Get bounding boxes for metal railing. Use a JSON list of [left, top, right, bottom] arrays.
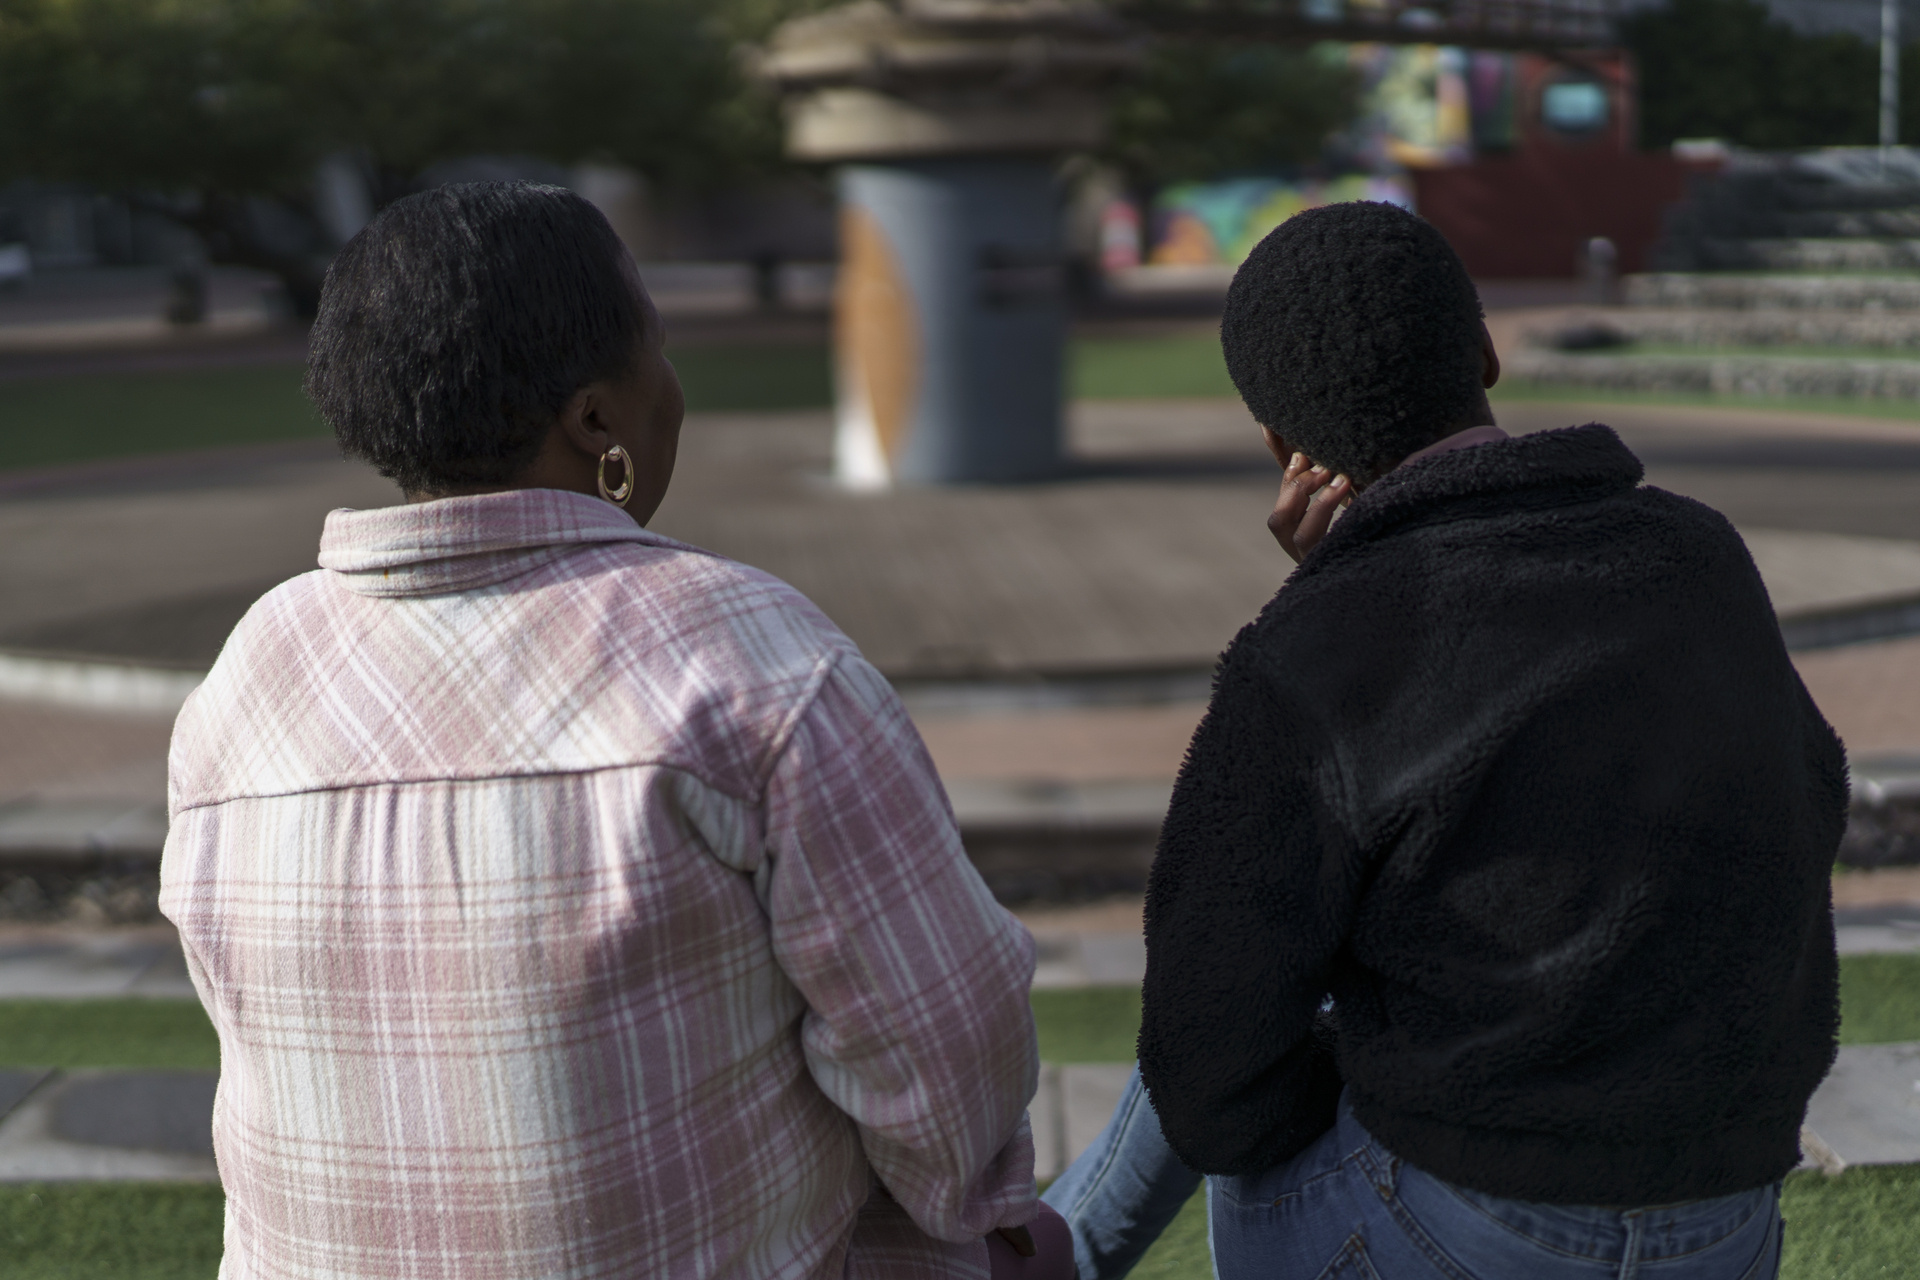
[[1113, 0, 1622, 50]]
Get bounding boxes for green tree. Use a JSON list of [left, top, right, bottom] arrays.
[[0, 0, 764, 309], [1621, 0, 1880, 149], [1100, 40, 1362, 186]]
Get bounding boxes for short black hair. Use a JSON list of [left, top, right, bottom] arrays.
[[1221, 201, 1485, 484], [306, 182, 643, 495]]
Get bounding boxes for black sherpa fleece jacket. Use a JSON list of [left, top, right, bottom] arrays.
[[1138, 423, 1846, 1207]]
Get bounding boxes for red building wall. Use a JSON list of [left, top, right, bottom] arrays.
[[1411, 52, 1711, 278]]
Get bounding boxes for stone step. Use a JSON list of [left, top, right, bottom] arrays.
[[1722, 209, 1920, 239], [1687, 239, 1920, 273], [1682, 238, 1920, 272], [1625, 273, 1920, 312], [1507, 348, 1920, 400], [1800, 1042, 1920, 1171], [1527, 308, 1920, 352], [0, 1051, 1910, 1184]]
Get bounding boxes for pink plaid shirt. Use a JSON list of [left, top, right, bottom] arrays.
[[160, 488, 1040, 1280]]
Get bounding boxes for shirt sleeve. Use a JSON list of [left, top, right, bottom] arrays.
[[1137, 641, 1348, 1175], [759, 650, 1040, 1242]]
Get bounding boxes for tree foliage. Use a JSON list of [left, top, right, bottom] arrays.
[[1620, 0, 1918, 149], [0, 0, 757, 196], [0, 0, 790, 308], [1100, 40, 1362, 187], [0, 0, 1370, 300]]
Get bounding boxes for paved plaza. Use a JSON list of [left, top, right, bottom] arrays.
[[15, 397, 1920, 674], [11, 395, 1920, 856], [5, 391, 1920, 1182]]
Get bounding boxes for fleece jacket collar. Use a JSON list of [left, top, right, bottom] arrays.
[[1320, 424, 1646, 557]]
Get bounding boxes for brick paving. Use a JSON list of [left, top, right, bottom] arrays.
[[3, 393, 1920, 900], [10, 396, 1920, 674], [0, 701, 171, 805]]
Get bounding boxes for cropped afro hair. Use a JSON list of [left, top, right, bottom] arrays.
[[1221, 201, 1485, 484], [306, 182, 643, 496]]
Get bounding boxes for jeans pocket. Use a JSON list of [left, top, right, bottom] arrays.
[[1736, 1211, 1785, 1280], [1314, 1233, 1383, 1280]]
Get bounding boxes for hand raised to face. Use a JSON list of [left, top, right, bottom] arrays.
[[1260, 427, 1350, 564]]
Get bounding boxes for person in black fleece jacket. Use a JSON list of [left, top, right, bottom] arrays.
[[1135, 202, 1845, 1279]]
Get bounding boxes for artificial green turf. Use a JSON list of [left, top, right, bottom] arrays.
[[4, 1169, 1912, 1280], [1024, 953, 1920, 1067], [0, 953, 1905, 1075], [1780, 1163, 1920, 1279], [667, 341, 833, 412], [0, 363, 325, 471], [1068, 332, 1235, 400], [0, 334, 1245, 473], [1, 1182, 226, 1280], [0, 346, 839, 474], [16, 327, 1920, 475], [1123, 1167, 1920, 1280], [1031, 985, 1142, 1064], [0, 967, 1913, 1279], [1837, 953, 1920, 1045], [1131, 1186, 1212, 1279], [0, 999, 217, 1070]]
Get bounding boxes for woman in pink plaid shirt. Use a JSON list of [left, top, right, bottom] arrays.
[[161, 182, 1071, 1279]]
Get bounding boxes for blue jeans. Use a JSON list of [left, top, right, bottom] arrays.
[[1211, 1092, 1784, 1280], [1041, 1064, 1203, 1280]]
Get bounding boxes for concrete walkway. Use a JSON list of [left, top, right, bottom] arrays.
[[1, 1050, 1909, 1185], [0, 906, 1915, 1181], [7, 395, 1920, 1179], [0, 1069, 217, 1181], [10, 400, 1920, 674]]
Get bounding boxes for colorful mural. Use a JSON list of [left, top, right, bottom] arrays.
[[1353, 44, 1472, 170], [1127, 43, 1524, 269], [1146, 174, 1415, 267]]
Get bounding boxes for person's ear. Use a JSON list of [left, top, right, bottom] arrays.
[[555, 382, 613, 458], [1480, 322, 1501, 390], [1260, 425, 1292, 466]]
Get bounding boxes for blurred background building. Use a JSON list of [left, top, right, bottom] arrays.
[[3, 0, 1914, 303], [8, 8, 1920, 1234]]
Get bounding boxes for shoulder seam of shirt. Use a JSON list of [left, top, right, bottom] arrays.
[[751, 648, 847, 803], [168, 757, 754, 820]]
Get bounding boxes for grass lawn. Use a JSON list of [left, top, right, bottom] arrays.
[[0, 335, 1240, 474], [12, 331, 1920, 475], [0, 364, 326, 471], [1, 1182, 225, 1280], [1067, 332, 1234, 400], [0, 999, 217, 1069], [0, 343, 836, 473], [1044, 956, 1920, 1280], [0, 955, 1913, 1276]]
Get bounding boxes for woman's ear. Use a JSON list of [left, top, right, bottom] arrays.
[[1260, 425, 1293, 467], [555, 382, 612, 458], [1480, 322, 1501, 390]]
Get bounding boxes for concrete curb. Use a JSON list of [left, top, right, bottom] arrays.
[[1, 1050, 1915, 1185], [1801, 1043, 1920, 1169], [1508, 349, 1920, 400], [0, 1069, 219, 1182], [1626, 273, 1920, 310], [0, 652, 202, 715]]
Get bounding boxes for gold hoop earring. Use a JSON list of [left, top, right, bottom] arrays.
[[597, 444, 633, 508]]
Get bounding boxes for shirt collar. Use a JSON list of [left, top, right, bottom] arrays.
[[318, 488, 676, 597]]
